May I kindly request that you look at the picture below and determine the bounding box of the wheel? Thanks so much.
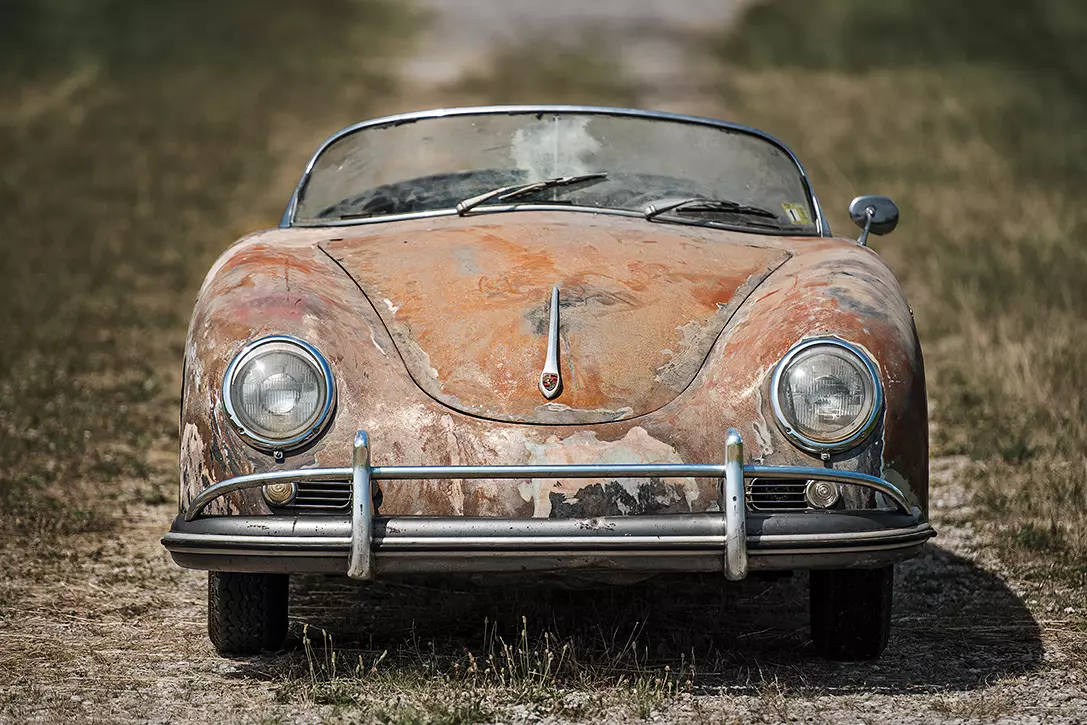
[208,572,289,655]
[809,565,894,660]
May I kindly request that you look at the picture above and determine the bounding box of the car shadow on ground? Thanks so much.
[231,542,1042,695]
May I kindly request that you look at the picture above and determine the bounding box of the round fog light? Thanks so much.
[263,482,297,506]
[805,480,840,509]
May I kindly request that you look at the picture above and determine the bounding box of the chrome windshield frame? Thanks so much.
[280,105,831,237]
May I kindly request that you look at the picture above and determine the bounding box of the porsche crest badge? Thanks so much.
[538,286,562,399]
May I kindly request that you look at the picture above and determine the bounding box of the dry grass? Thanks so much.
[928,693,1013,719]
[710,0,1087,583]
[210,540,1051,722]
[0,0,417,534]
[276,615,683,722]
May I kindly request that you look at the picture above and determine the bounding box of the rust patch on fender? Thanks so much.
[671,239,929,511]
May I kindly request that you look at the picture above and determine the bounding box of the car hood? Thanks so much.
[320,213,790,424]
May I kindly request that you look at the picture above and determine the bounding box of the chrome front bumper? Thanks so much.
[163,429,933,579]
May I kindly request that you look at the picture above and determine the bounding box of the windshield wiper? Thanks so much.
[644,197,780,222]
[455,173,608,216]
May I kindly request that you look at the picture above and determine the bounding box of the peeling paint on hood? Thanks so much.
[321,212,789,424]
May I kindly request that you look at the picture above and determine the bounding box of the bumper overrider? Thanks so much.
[162,429,935,580]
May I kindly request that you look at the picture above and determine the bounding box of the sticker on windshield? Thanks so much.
[781,203,812,225]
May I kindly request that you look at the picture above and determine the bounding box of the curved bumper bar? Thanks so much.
[180,429,919,582]
[164,511,935,575]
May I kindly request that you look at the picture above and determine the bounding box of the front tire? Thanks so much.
[208,572,289,655]
[809,565,894,660]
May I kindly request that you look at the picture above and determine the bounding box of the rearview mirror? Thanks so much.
[849,195,899,246]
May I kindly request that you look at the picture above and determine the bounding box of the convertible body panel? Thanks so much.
[180,211,926,521]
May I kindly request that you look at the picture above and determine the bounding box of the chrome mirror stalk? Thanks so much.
[849,195,899,246]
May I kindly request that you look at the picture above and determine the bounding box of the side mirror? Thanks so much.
[849,195,899,246]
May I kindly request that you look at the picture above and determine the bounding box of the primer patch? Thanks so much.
[522,426,702,517]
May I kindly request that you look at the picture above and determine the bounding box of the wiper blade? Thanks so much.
[644,197,779,222]
[456,173,607,216]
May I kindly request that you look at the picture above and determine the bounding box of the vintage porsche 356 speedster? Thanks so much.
[162,106,933,660]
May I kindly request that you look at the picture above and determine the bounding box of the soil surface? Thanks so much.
[2,470,1083,723]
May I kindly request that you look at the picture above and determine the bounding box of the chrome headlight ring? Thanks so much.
[770,338,883,454]
[222,335,336,453]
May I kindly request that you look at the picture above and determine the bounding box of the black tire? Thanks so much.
[809,565,894,660]
[208,572,289,655]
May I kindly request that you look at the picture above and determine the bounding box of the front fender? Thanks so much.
[179,228,414,514]
[676,237,928,511]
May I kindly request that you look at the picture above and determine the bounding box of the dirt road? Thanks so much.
[407,1,742,88]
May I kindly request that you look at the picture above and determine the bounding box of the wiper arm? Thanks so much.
[456,173,607,216]
[644,197,779,222]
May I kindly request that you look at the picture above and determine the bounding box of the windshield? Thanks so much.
[292,110,818,234]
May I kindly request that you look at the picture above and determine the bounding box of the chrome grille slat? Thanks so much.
[278,477,822,513]
[748,478,808,511]
[279,480,352,512]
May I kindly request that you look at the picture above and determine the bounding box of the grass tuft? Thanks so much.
[278,614,686,721]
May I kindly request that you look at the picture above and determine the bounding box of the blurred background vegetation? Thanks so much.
[711,0,1087,575]
[1,0,1083,581]
[0,0,416,532]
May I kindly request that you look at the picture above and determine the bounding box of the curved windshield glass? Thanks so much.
[293,110,818,234]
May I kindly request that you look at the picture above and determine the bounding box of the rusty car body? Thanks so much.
[162,106,933,659]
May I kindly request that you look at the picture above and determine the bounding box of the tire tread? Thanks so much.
[208,572,288,655]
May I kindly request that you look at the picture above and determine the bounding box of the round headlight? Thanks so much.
[771,339,882,452]
[223,336,335,451]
